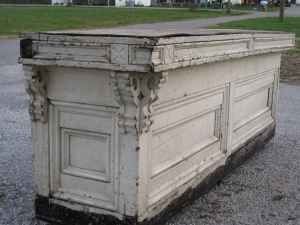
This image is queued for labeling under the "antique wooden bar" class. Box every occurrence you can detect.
[20,28,294,225]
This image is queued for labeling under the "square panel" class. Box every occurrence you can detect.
[61,128,111,182]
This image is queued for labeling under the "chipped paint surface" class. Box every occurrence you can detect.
[20,28,294,224]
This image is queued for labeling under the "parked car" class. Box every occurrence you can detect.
[272,0,291,7]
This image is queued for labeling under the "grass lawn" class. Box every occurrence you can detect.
[216,17,300,53]
[0,6,242,36]
[216,17,300,37]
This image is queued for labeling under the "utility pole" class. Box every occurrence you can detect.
[279,0,284,22]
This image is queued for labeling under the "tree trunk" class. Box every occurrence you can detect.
[226,0,231,14]
[280,0,285,22]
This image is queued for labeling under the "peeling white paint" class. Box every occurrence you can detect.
[21,28,294,223]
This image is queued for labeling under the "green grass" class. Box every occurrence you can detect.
[216,17,300,37]
[216,17,300,52]
[0,6,242,36]
[231,4,279,12]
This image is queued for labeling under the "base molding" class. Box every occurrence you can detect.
[35,122,275,225]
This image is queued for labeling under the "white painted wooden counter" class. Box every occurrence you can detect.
[20,28,294,225]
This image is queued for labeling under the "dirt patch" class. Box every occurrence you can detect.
[280,40,300,83]
[281,52,300,82]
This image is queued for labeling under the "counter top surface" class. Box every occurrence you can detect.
[40,28,283,38]
[21,28,295,72]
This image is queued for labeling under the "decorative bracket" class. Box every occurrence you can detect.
[110,72,167,134]
[23,66,48,123]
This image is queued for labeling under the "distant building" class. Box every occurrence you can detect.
[52,0,72,4]
[52,0,150,6]
[151,0,242,6]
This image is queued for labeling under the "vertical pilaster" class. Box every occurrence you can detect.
[23,65,50,197]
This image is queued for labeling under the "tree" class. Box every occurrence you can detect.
[226,0,231,14]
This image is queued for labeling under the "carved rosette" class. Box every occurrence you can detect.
[23,66,48,123]
[110,72,167,134]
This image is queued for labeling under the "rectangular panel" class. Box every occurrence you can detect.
[231,110,273,150]
[61,128,111,182]
[129,47,152,65]
[233,88,270,129]
[47,67,116,107]
[254,37,294,50]
[231,73,274,150]
[234,72,274,100]
[148,87,225,206]
[152,90,223,133]
[35,43,110,62]
[148,141,222,207]
[174,40,248,62]
[50,102,119,211]
[151,111,219,178]
[59,109,113,134]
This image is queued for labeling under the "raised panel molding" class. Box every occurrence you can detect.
[147,86,227,207]
[49,101,119,211]
[61,128,111,183]
[233,71,275,129]
[231,70,276,150]
[35,42,110,62]
[173,39,249,62]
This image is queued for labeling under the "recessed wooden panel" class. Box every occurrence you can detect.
[254,37,294,50]
[61,128,110,182]
[233,88,270,128]
[148,141,222,207]
[231,73,274,150]
[36,44,110,62]
[174,40,248,62]
[47,67,116,107]
[148,88,225,205]
[49,102,119,211]
[69,134,108,172]
[151,111,218,177]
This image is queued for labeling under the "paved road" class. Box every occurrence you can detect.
[0,39,19,66]
[1,8,300,225]
[122,6,300,30]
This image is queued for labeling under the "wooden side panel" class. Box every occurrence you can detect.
[139,54,281,220]
[47,67,117,107]
[231,71,275,151]
[147,87,226,212]
[156,54,281,105]
[49,102,120,212]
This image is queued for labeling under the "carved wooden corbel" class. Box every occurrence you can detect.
[134,73,162,134]
[110,71,167,134]
[23,66,48,123]
[110,71,137,134]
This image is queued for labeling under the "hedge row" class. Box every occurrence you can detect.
[0,0,117,4]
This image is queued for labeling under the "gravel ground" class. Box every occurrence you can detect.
[281,52,300,83]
